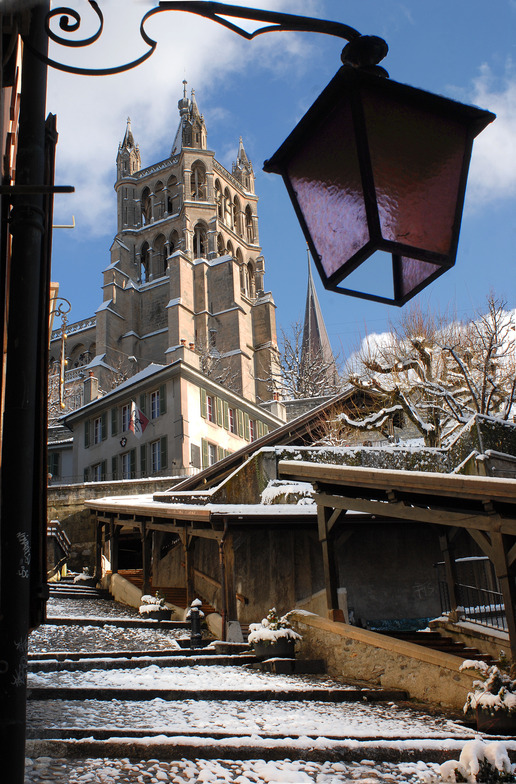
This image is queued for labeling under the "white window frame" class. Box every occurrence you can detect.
[92,463,102,482]
[208,443,217,466]
[122,452,131,480]
[207,395,214,422]
[229,407,236,434]
[151,439,161,474]
[93,416,102,445]
[122,404,131,432]
[150,390,160,420]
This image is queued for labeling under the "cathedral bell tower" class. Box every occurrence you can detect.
[95,84,279,404]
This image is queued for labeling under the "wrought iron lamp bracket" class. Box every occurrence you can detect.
[24,1,388,77]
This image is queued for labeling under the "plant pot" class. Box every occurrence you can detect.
[252,638,296,659]
[476,707,516,735]
[141,609,171,621]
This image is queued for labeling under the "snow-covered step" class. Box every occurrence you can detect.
[28,653,257,672]
[45,615,189,629]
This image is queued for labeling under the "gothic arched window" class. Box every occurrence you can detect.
[154,234,167,277]
[247,261,256,298]
[233,195,242,236]
[154,181,164,220]
[140,241,150,282]
[167,175,179,214]
[191,161,206,200]
[217,233,225,256]
[215,180,223,219]
[226,240,234,259]
[224,188,232,228]
[193,222,207,259]
[141,187,151,225]
[169,229,179,254]
[245,205,254,243]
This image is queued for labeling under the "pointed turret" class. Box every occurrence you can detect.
[301,252,336,383]
[117,117,141,177]
[232,136,255,193]
[171,82,207,155]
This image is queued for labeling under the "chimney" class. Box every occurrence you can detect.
[84,371,99,404]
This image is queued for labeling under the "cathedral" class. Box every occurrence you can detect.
[51,83,280,406]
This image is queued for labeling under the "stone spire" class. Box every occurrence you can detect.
[232,136,254,193]
[171,82,207,155]
[117,117,140,177]
[301,251,336,378]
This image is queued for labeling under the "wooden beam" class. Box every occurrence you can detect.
[224,532,238,624]
[110,523,119,575]
[314,492,516,535]
[185,535,196,607]
[439,529,459,618]
[94,522,103,583]
[141,523,152,596]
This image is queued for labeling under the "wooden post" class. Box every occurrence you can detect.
[219,538,227,641]
[94,520,103,583]
[224,532,237,622]
[317,504,344,622]
[185,535,195,606]
[439,528,460,621]
[110,523,119,575]
[490,532,516,660]
[141,524,151,596]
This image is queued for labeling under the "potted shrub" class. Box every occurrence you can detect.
[248,608,302,659]
[460,658,516,734]
[139,591,172,621]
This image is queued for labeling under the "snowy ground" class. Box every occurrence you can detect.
[45,597,143,620]
[24,593,509,784]
[27,696,473,739]
[24,755,447,783]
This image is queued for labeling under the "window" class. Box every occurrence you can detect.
[208,443,217,466]
[122,404,131,432]
[151,439,161,473]
[93,416,102,444]
[229,408,236,434]
[151,390,160,419]
[191,161,206,200]
[207,395,214,422]
[48,452,60,479]
[122,451,133,479]
[92,462,106,482]
[249,419,255,441]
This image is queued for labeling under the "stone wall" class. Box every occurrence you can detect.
[288,611,477,711]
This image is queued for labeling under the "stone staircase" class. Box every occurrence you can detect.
[380,630,495,663]
[117,568,217,615]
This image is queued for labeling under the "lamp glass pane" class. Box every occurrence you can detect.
[397,256,443,299]
[286,101,369,280]
[362,87,468,256]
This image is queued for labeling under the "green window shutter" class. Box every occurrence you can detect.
[160,436,167,471]
[201,438,209,469]
[159,384,167,415]
[101,460,107,481]
[130,449,136,479]
[223,401,229,430]
[84,420,90,448]
[83,466,90,482]
[237,409,244,437]
[111,407,118,436]
[111,455,118,480]
[140,444,147,476]
[139,393,146,415]
[216,396,223,427]
[200,388,207,418]
[244,412,250,441]
[101,411,107,441]
[216,446,223,462]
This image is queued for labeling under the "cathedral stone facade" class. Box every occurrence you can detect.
[74,84,279,404]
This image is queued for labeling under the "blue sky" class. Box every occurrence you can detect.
[48,0,516,361]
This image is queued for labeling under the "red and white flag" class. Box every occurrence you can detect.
[129,401,149,438]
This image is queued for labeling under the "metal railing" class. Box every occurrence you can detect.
[438,578,507,631]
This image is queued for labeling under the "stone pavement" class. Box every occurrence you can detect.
[24,582,516,783]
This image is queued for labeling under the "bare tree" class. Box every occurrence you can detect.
[195,337,241,394]
[47,361,83,426]
[270,320,341,400]
[344,296,516,447]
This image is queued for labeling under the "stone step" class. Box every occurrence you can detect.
[379,630,495,662]
[45,615,189,629]
[28,654,257,672]
[27,686,409,703]
[24,735,486,765]
[28,645,217,661]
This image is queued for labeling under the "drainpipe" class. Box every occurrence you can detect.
[0,4,50,781]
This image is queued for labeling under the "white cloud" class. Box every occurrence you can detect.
[466,61,516,206]
[48,0,318,234]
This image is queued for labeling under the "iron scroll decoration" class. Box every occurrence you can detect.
[24,1,389,77]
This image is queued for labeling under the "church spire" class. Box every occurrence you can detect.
[232,136,254,193]
[171,81,207,155]
[301,250,336,380]
[117,117,140,177]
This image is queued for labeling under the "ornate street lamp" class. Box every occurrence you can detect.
[264,52,495,305]
[29,1,495,306]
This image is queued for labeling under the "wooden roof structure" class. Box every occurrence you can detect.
[279,460,516,656]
